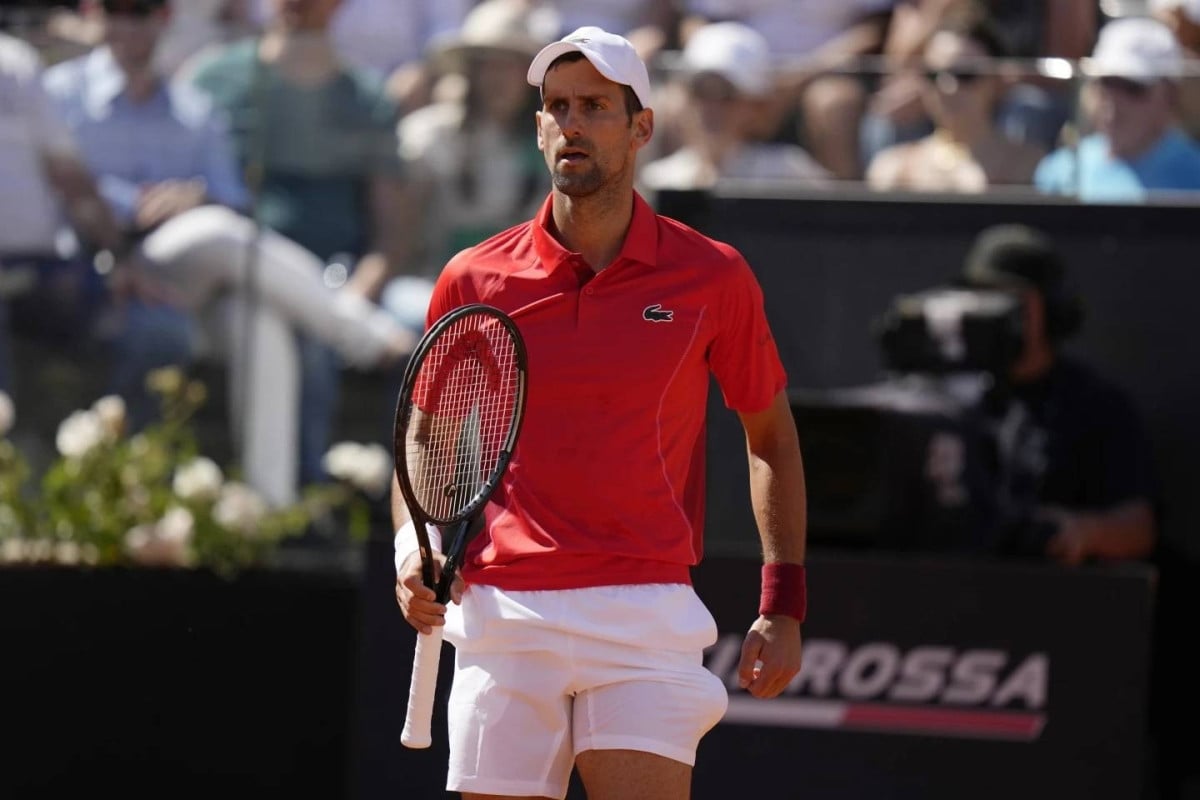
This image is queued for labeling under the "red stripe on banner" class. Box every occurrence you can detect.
[842,702,1046,740]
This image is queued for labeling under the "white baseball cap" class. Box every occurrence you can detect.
[526,26,653,109]
[1088,16,1183,84]
[682,21,772,97]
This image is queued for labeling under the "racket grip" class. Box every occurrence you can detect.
[401,626,444,749]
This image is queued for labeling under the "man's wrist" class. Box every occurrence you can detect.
[759,562,807,623]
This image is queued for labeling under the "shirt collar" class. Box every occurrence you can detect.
[83,46,168,115]
[83,47,127,114]
[530,190,659,273]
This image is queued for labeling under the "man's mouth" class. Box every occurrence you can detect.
[557,149,588,165]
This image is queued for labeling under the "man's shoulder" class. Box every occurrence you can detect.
[0,32,41,74]
[654,210,747,268]
[1053,357,1139,414]
[41,51,87,97]
[164,78,224,128]
[188,39,257,91]
[1158,130,1200,170]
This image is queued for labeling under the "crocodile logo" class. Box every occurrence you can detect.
[643,304,674,322]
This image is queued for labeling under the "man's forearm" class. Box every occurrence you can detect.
[43,154,125,253]
[749,444,808,565]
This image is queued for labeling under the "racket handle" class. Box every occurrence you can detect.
[401,626,444,749]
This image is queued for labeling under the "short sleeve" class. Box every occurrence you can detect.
[707,251,787,413]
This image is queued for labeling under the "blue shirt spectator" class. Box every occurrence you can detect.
[1035,16,1200,203]
[1034,128,1200,202]
[43,45,249,227]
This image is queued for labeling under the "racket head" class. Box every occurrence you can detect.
[393,303,528,529]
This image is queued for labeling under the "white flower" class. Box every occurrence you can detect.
[173,456,224,502]
[123,507,195,567]
[213,482,268,535]
[323,441,393,497]
[1,537,26,563]
[0,390,14,438]
[53,541,83,566]
[90,395,126,441]
[160,506,195,544]
[55,409,107,460]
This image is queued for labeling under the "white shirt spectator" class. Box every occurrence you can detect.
[0,33,77,255]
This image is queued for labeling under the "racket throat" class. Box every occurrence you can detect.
[435,517,474,603]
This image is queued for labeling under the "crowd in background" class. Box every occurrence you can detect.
[1,0,1199,508]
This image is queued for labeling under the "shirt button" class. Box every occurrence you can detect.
[584,287,594,295]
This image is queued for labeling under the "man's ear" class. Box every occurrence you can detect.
[632,107,654,152]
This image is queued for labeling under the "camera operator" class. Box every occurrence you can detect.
[957,223,1159,565]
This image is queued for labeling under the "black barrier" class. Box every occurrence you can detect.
[352,536,1155,800]
[0,564,363,800]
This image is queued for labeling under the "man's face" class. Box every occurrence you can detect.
[921,31,1001,130]
[1091,77,1175,159]
[535,57,652,197]
[102,4,167,75]
[1008,287,1051,382]
[270,0,342,32]
[687,72,748,138]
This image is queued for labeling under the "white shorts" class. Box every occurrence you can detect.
[439,582,729,799]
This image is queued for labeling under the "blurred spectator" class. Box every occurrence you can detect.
[184,0,418,492]
[639,21,832,193]
[39,1,261,76]
[325,0,473,114]
[1035,15,1200,202]
[540,0,679,64]
[378,0,555,325]
[0,28,127,399]
[1151,0,1200,139]
[862,0,1097,166]
[865,13,1045,192]
[154,0,260,77]
[676,0,896,180]
[43,0,414,506]
[959,224,1159,565]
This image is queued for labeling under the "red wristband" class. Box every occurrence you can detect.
[759,562,807,622]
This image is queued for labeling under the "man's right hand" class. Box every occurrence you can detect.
[135,179,207,231]
[395,550,463,635]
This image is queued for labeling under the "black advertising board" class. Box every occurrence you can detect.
[692,553,1156,800]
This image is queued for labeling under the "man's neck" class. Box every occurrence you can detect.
[1010,346,1056,384]
[1107,124,1173,162]
[550,187,635,272]
[122,68,159,104]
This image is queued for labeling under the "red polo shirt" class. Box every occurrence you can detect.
[425,192,786,590]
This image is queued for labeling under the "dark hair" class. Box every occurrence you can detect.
[544,51,644,120]
[933,5,1011,60]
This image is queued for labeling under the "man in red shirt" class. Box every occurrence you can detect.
[393,25,808,800]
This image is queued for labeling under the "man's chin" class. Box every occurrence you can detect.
[552,172,601,197]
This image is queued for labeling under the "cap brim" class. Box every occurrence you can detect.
[527,41,586,89]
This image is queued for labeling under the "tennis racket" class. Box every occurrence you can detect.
[395,303,528,749]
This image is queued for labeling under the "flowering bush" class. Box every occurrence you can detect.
[0,367,392,575]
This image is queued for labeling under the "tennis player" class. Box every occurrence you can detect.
[393,25,807,800]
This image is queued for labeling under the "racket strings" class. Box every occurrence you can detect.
[405,313,521,522]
